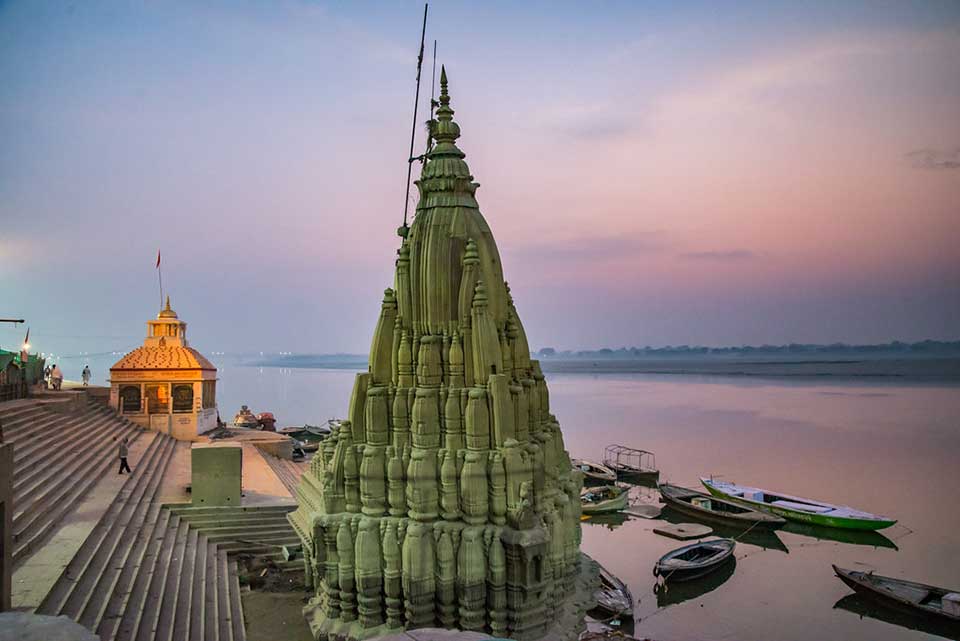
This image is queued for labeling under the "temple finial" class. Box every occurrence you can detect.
[433,65,458,140]
[164,295,171,311]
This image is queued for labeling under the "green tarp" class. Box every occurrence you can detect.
[0,349,45,385]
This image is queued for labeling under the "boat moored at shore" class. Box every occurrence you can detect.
[700,478,896,531]
[659,483,785,528]
[833,565,960,631]
[573,458,617,484]
[603,445,659,482]
[581,485,629,514]
[654,538,736,582]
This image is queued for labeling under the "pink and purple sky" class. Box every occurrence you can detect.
[1,1,958,356]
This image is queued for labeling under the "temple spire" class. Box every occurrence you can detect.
[432,65,460,146]
[438,66,450,116]
[158,295,178,319]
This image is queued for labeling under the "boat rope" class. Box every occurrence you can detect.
[732,517,766,542]
[888,523,914,541]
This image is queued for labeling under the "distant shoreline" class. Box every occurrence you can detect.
[249,354,960,382]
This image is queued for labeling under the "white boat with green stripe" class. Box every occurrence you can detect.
[700,478,896,531]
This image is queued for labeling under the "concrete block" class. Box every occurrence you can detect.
[0,612,99,641]
[191,442,242,506]
[652,523,713,540]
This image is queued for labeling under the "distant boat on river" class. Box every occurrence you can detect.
[700,478,896,530]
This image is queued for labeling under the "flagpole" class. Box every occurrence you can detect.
[157,249,164,309]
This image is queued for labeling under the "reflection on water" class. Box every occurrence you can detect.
[583,511,636,531]
[781,521,899,550]
[657,506,790,554]
[559,374,959,641]
[655,557,737,608]
[176,361,960,641]
[834,594,960,640]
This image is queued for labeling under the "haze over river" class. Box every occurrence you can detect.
[72,356,960,640]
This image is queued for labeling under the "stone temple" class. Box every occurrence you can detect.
[289,69,592,641]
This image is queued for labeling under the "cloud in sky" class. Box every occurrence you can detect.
[906,148,960,170]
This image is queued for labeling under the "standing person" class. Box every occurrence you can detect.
[82,365,91,386]
[118,436,132,474]
[51,364,64,391]
[43,364,52,389]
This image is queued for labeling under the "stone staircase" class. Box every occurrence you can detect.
[35,435,250,641]
[165,504,301,573]
[258,450,307,497]
[0,397,144,565]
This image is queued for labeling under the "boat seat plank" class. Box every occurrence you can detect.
[882,583,931,604]
[770,499,832,513]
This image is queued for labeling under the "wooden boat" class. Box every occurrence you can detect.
[591,563,634,621]
[656,557,736,607]
[581,485,629,514]
[603,445,658,481]
[659,483,785,528]
[279,423,333,451]
[700,478,896,531]
[833,566,960,628]
[653,538,736,582]
[572,458,617,484]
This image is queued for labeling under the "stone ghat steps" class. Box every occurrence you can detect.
[166,504,301,573]
[35,431,177,633]
[259,451,307,497]
[0,403,49,434]
[8,398,146,565]
[36,438,248,641]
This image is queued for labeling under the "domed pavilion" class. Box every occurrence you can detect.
[109,296,219,441]
[289,69,594,641]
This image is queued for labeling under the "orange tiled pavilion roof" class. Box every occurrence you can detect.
[110,346,215,371]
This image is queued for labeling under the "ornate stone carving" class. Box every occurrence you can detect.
[288,68,585,641]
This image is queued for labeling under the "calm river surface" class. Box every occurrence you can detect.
[74,357,960,640]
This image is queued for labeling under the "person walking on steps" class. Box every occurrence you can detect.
[118,436,132,474]
[50,364,63,391]
[82,365,91,386]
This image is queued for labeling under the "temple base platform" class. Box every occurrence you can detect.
[303,553,599,641]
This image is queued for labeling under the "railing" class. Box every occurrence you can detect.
[0,381,28,402]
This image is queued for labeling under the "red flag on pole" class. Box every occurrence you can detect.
[156,249,161,269]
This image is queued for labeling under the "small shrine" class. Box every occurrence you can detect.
[289,70,593,641]
[109,296,218,441]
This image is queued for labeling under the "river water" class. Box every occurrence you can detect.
[69,356,960,640]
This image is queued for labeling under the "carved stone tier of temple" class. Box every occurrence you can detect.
[289,69,592,641]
